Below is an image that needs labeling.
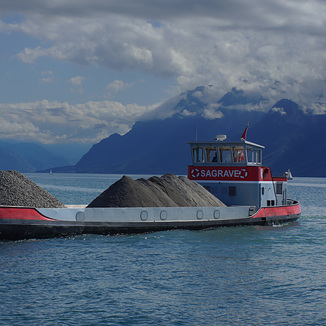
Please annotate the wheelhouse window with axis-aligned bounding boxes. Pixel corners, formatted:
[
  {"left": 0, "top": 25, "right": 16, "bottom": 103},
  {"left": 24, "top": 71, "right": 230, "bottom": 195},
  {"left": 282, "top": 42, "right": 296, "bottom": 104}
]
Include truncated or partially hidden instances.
[
  {"left": 232, "top": 146, "right": 245, "bottom": 163},
  {"left": 219, "top": 146, "right": 232, "bottom": 163},
  {"left": 246, "top": 147, "right": 262, "bottom": 165},
  {"left": 247, "top": 147, "right": 253, "bottom": 163},
  {"left": 192, "top": 146, "right": 204, "bottom": 163},
  {"left": 257, "top": 150, "right": 262, "bottom": 164},
  {"left": 206, "top": 146, "right": 218, "bottom": 163}
]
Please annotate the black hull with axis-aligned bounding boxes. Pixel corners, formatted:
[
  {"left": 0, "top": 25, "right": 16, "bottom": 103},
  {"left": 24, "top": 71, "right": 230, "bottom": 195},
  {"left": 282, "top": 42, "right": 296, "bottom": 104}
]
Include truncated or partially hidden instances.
[{"left": 0, "top": 213, "right": 300, "bottom": 241}]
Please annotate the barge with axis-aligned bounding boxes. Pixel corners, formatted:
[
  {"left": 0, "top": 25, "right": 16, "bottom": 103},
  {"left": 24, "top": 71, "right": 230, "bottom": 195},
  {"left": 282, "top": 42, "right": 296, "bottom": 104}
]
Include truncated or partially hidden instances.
[{"left": 0, "top": 131, "right": 300, "bottom": 240}]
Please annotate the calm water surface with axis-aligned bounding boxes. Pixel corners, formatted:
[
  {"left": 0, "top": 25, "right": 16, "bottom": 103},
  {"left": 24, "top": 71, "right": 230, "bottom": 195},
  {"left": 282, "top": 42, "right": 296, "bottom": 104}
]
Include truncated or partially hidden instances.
[{"left": 1, "top": 174, "right": 326, "bottom": 325}]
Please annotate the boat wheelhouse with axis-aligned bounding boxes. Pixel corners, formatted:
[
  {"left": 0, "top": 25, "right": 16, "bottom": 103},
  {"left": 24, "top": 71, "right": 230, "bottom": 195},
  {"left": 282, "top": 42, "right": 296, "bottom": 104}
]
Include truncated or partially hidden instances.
[{"left": 188, "top": 135, "right": 291, "bottom": 213}]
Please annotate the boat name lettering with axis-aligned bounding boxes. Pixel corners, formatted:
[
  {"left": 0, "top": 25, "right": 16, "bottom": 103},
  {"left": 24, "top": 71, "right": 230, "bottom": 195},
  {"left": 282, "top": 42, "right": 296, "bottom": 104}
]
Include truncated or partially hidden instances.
[{"left": 191, "top": 168, "right": 248, "bottom": 179}]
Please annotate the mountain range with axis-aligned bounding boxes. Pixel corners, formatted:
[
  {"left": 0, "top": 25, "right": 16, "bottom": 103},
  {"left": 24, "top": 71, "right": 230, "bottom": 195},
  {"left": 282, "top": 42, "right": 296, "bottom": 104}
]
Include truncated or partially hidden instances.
[
  {"left": 1, "top": 86, "right": 326, "bottom": 177},
  {"left": 74, "top": 87, "right": 326, "bottom": 177},
  {"left": 0, "top": 141, "right": 91, "bottom": 172}
]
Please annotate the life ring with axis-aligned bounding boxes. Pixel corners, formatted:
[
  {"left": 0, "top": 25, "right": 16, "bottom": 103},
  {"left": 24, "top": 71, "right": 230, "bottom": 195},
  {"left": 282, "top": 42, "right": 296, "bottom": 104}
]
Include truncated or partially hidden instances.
[
  {"left": 191, "top": 168, "right": 200, "bottom": 178},
  {"left": 235, "top": 150, "right": 245, "bottom": 162},
  {"left": 240, "top": 169, "right": 248, "bottom": 178}
]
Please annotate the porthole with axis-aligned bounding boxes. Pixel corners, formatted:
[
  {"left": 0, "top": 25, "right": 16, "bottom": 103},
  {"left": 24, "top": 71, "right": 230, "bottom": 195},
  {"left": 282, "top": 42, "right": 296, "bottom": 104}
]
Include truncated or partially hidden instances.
[
  {"left": 75, "top": 211, "right": 85, "bottom": 221},
  {"left": 196, "top": 210, "right": 204, "bottom": 219},
  {"left": 213, "top": 210, "right": 220, "bottom": 219},
  {"left": 160, "top": 210, "right": 167, "bottom": 220},
  {"left": 140, "top": 210, "right": 148, "bottom": 221}
]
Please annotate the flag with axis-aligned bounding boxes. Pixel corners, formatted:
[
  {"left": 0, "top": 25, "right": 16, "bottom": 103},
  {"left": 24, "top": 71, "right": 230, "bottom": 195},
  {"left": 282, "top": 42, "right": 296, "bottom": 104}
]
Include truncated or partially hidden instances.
[{"left": 241, "top": 123, "right": 249, "bottom": 141}]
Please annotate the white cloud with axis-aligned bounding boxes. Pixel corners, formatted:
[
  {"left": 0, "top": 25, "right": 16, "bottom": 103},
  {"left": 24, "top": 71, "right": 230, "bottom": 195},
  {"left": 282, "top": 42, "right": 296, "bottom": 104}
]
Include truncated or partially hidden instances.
[
  {"left": 271, "top": 107, "right": 287, "bottom": 115},
  {"left": 0, "top": 0, "right": 326, "bottom": 131},
  {"left": 17, "top": 46, "right": 48, "bottom": 63},
  {"left": 180, "top": 109, "right": 196, "bottom": 117},
  {"left": 4, "top": 0, "right": 325, "bottom": 109},
  {"left": 203, "top": 108, "right": 224, "bottom": 120},
  {"left": 0, "top": 100, "right": 152, "bottom": 143},
  {"left": 39, "top": 70, "right": 53, "bottom": 84},
  {"left": 68, "top": 76, "right": 85, "bottom": 86},
  {"left": 202, "top": 102, "right": 225, "bottom": 120},
  {"left": 67, "top": 76, "right": 85, "bottom": 93},
  {"left": 106, "top": 80, "right": 133, "bottom": 93},
  {"left": 308, "top": 102, "right": 326, "bottom": 115}
]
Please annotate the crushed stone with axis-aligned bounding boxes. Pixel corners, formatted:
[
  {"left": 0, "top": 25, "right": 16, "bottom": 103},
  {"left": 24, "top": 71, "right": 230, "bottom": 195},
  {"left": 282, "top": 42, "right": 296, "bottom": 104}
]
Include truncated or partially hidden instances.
[
  {"left": 0, "top": 170, "right": 65, "bottom": 208},
  {"left": 87, "top": 173, "right": 226, "bottom": 208}
]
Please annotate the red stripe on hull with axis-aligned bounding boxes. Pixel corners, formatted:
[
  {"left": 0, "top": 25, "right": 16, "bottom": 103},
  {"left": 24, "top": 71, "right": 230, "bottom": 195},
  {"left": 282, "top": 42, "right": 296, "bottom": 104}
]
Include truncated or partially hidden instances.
[
  {"left": 0, "top": 207, "right": 52, "bottom": 221},
  {"left": 252, "top": 203, "right": 301, "bottom": 219}
]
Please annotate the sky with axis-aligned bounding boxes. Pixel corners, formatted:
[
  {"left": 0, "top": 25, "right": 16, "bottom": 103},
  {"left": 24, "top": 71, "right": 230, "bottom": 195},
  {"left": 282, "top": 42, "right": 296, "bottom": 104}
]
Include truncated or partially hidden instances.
[{"left": 1, "top": 0, "right": 326, "bottom": 144}]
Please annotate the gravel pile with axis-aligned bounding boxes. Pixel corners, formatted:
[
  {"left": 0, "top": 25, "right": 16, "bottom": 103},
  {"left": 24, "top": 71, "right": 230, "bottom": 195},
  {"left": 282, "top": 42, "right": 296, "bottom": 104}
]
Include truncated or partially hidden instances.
[
  {"left": 87, "top": 173, "right": 226, "bottom": 208},
  {"left": 0, "top": 170, "right": 65, "bottom": 208}
]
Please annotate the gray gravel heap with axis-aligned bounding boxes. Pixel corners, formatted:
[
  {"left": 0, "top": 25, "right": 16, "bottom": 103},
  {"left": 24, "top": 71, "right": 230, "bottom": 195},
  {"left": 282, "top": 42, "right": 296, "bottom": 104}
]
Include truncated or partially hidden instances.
[
  {"left": 87, "top": 173, "right": 226, "bottom": 208},
  {"left": 0, "top": 170, "right": 65, "bottom": 208}
]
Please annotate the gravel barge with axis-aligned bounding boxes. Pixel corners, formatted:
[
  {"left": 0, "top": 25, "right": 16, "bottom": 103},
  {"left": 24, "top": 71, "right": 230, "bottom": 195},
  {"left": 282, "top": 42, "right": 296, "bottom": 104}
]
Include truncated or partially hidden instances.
[{"left": 0, "top": 130, "right": 300, "bottom": 240}]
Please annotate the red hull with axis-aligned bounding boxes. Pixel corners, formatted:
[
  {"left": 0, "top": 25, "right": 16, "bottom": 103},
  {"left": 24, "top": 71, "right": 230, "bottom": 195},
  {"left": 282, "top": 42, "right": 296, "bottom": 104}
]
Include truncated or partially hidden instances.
[
  {"left": 252, "top": 201, "right": 301, "bottom": 219},
  {"left": 0, "top": 206, "right": 51, "bottom": 220}
]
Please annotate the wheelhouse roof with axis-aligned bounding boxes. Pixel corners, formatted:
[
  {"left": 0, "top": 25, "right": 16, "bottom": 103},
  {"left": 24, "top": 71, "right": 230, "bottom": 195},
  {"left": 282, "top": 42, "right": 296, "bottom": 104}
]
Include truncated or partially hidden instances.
[{"left": 188, "top": 139, "right": 265, "bottom": 149}]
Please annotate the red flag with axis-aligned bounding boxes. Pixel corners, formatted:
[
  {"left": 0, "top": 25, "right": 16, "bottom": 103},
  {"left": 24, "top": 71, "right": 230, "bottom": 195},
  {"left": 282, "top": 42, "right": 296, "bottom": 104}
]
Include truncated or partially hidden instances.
[{"left": 241, "top": 123, "right": 249, "bottom": 141}]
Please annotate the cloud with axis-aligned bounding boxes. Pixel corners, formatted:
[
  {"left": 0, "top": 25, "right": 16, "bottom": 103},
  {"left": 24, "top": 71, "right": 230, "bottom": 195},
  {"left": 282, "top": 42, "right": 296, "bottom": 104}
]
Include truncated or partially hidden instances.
[
  {"left": 271, "top": 107, "right": 287, "bottom": 115},
  {"left": 0, "top": 100, "right": 151, "bottom": 143},
  {"left": 1, "top": 0, "right": 326, "bottom": 111},
  {"left": 39, "top": 70, "right": 53, "bottom": 84},
  {"left": 308, "top": 102, "right": 326, "bottom": 115},
  {"left": 68, "top": 76, "right": 85, "bottom": 86},
  {"left": 106, "top": 80, "right": 133, "bottom": 94},
  {"left": 67, "top": 76, "right": 85, "bottom": 93},
  {"left": 203, "top": 105, "right": 224, "bottom": 120}
]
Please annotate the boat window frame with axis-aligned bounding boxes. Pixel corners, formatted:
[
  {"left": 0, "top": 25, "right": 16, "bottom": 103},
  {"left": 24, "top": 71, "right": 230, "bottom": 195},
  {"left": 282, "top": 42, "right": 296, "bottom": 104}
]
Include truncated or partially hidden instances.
[
  {"left": 205, "top": 146, "right": 218, "bottom": 163},
  {"left": 257, "top": 149, "right": 262, "bottom": 164},
  {"left": 192, "top": 146, "right": 204, "bottom": 163},
  {"left": 219, "top": 146, "right": 232, "bottom": 163},
  {"left": 246, "top": 146, "right": 262, "bottom": 165},
  {"left": 232, "top": 145, "right": 245, "bottom": 163},
  {"left": 247, "top": 147, "right": 253, "bottom": 164}
]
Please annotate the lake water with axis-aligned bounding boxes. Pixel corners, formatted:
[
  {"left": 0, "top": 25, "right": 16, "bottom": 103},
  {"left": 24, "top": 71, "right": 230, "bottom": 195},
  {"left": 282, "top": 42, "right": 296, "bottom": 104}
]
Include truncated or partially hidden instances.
[{"left": 1, "top": 174, "right": 326, "bottom": 325}]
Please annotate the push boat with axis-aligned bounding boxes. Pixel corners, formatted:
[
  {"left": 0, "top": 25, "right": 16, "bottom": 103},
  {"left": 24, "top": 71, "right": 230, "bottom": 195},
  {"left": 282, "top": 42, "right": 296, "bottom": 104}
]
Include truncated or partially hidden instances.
[{"left": 0, "top": 132, "right": 300, "bottom": 240}]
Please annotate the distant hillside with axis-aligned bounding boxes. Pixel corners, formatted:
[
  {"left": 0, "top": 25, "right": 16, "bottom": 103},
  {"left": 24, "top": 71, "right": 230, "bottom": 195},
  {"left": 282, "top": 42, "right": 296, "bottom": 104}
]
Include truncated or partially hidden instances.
[
  {"left": 0, "top": 142, "right": 34, "bottom": 171},
  {"left": 11, "top": 86, "right": 325, "bottom": 177},
  {"left": 248, "top": 99, "right": 326, "bottom": 177},
  {"left": 0, "top": 141, "right": 92, "bottom": 172},
  {"left": 75, "top": 86, "right": 266, "bottom": 174},
  {"left": 0, "top": 141, "right": 70, "bottom": 172},
  {"left": 74, "top": 89, "right": 326, "bottom": 177},
  {"left": 75, "top": 113, "right": 263, "bottom": 174}
]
